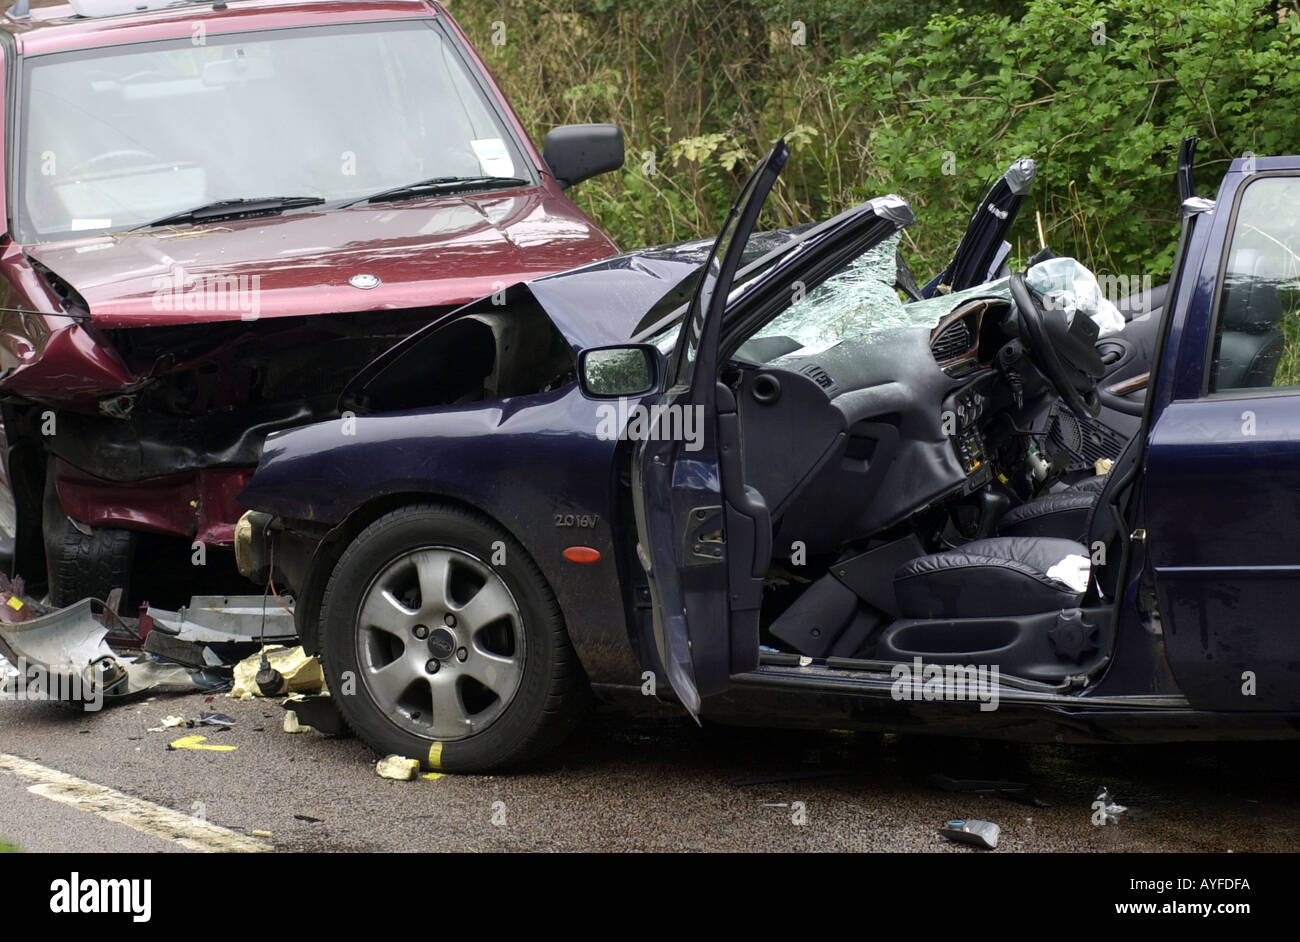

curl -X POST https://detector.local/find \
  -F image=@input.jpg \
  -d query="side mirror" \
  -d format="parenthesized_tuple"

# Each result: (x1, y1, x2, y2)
(578, 345, 658, 398)
(543, 124, 624, 189)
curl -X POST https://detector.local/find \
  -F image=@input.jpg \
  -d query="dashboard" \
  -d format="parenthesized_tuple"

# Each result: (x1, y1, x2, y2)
(927, 297, 1007, 376)
(942, 369, 1000, 492)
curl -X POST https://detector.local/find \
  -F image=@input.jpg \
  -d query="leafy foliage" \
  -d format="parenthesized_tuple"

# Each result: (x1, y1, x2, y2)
(449, 0, 1299, 281)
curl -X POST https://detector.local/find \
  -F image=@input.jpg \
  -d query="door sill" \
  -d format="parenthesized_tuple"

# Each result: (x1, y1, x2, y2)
(742, 654, 1188, 710)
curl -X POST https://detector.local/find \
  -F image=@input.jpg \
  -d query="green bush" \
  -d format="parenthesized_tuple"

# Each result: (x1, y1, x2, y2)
(836, 0, 1300, 279)
(449, 0, 1300, 281)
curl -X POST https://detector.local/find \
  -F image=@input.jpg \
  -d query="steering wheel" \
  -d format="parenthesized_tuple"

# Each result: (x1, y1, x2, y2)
(1008, 270, 1101, 419)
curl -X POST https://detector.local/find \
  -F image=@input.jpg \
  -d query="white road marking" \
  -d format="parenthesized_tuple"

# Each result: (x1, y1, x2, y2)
(0, 753, 270, 853)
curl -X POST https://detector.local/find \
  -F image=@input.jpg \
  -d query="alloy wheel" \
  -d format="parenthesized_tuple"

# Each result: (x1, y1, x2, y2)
(354, 547, 525, 741)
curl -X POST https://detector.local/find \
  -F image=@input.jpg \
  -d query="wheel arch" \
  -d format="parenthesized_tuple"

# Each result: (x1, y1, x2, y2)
(292, 489, 547, 656)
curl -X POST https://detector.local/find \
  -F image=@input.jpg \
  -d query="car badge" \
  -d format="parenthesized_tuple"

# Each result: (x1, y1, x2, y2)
(350, 274, 381, 290)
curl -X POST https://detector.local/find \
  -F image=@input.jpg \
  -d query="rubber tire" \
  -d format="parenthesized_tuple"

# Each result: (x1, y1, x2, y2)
(45, 517, 136, 611)
(318, 504, 589, 773)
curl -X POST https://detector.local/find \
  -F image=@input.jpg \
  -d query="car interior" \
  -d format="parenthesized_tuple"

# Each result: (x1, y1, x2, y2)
(718, 238, 1154, 687)
(716, 181, 1300, 689)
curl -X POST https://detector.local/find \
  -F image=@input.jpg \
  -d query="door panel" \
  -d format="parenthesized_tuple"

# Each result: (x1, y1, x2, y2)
(631, 142, 788, 714)
(1146, 395, 1300, 709)
(1145, 168, 1300, 710)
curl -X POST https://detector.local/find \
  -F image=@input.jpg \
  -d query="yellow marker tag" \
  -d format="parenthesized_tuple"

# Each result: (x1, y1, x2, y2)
(6, 596, 23, 611)
(169, 735, 236, 752)
(422, 773, 444, 781)
(428, 741, 443, 770)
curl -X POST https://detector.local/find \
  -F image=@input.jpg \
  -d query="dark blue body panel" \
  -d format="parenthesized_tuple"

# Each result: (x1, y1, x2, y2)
(245, 385, 646, 683)
(1144, 155, 1300, 710)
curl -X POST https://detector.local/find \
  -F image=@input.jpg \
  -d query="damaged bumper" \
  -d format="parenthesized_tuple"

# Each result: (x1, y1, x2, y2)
(0, 581, 297, 709)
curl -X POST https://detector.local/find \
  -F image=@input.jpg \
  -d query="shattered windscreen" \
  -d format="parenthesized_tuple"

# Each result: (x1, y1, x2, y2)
(746, 232, 1012, 362)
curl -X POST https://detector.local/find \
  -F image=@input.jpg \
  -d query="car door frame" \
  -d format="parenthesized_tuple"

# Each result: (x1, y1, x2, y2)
(1143, 154, 1300, 711)
(630, 141, 789, 717)
(631, 142, 919, 715)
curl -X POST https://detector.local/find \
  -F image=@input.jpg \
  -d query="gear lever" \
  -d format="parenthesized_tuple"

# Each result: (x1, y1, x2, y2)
(974, 489, 1011, 539)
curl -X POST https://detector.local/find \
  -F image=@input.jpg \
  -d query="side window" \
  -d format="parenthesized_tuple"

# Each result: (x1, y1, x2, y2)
(1209, 175, 1300, 393)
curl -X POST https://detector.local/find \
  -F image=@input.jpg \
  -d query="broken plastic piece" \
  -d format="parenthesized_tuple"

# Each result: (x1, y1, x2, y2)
(167, 735, 235, 753)
(142, 631, 226, 669)
(1095, 785, 1128, 825)
(0, 598, 229, 705)
(194, 711, 236, 728)
(938, 818, 1000, 850)
(376, 755, 420, 780)
(145, 595, 297, 645)
(280, 694, 345, 736)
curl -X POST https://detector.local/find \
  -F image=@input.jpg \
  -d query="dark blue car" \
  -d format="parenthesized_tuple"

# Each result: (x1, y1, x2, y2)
(237, 139, 1300, 771)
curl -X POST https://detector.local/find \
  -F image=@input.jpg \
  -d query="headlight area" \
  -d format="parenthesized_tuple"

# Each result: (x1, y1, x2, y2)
(234, 510, 275, 584)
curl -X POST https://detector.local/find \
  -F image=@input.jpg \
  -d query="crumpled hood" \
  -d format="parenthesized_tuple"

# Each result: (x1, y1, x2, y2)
(476, 226, 811, 350)
(335, 228, 809, 409)
(25, 188, 617, 329)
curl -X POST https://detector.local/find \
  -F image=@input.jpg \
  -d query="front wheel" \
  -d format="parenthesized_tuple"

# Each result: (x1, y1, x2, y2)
(318, 504, 588, 772)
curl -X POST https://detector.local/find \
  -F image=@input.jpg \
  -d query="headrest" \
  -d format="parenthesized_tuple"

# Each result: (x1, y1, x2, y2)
(1220, 251, 1285, 331)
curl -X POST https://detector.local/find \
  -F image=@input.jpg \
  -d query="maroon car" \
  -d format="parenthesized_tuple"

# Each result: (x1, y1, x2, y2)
(0, 0, 622, 609)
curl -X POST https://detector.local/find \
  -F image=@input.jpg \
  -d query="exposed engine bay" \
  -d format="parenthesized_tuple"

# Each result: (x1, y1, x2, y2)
(1, 306, 448, 608)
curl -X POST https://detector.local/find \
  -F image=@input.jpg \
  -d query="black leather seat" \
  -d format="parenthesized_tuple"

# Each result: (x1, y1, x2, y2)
(893, 434, 1141, 620)
(1213, 250, 1285, 390)
(997, 474, 1106, 541)
(894, 536, 1089, 618)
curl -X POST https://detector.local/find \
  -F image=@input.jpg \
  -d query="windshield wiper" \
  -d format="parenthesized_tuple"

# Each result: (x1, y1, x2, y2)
(345, 175, 530, 207)
(135, 196, 325, 230)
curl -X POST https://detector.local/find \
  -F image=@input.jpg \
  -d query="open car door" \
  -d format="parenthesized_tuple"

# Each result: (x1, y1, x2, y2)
(630, 141, 788, 717)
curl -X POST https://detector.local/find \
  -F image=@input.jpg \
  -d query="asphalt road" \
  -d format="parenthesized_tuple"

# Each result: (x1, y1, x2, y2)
(0, 687, 1296, 853)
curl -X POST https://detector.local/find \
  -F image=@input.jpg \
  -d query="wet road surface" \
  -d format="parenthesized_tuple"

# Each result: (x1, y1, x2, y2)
(0, 690, 1295, 852)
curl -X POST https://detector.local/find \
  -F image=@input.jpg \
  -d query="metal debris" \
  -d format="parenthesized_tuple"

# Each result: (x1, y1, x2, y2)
(0, 598, 229, 706)
(938, 818, 1000, 850)
(1095, 785, 1128, 825)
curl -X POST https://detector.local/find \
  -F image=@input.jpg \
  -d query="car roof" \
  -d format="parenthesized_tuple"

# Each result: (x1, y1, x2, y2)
(1, 0, 439, 55)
